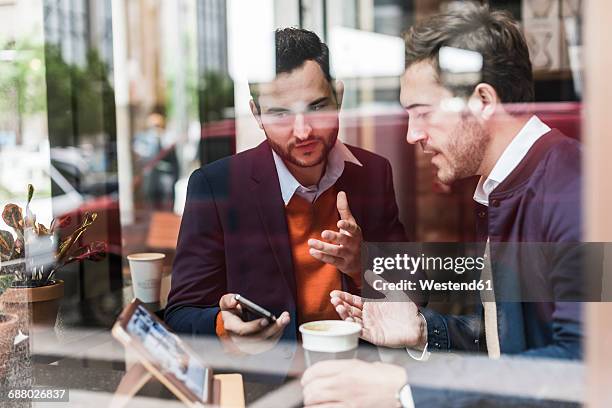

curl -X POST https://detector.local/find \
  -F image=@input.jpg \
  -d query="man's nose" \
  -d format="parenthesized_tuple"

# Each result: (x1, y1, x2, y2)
(293, 113, 312, 140)
(406, 123, 427, 145)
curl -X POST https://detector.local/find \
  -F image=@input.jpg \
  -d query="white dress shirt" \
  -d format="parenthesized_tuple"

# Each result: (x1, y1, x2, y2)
(272, 139, 362, 206)
(473, 115, 551, 206)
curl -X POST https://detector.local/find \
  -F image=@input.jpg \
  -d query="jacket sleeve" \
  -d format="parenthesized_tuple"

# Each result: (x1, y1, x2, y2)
(165, 168, 227, 336)
(420, 307, 483, 353)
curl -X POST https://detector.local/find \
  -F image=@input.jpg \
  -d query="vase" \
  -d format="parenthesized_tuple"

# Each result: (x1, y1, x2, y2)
(0, 312, 18, 377)
(0, 280, 64, 333)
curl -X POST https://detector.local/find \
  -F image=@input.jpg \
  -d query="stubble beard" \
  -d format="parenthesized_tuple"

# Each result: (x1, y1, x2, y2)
(438, 118, 489, 185)
(267, 133, 337, 168)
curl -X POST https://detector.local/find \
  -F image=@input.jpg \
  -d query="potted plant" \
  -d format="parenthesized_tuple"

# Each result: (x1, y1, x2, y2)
(0, 184, 106, 329)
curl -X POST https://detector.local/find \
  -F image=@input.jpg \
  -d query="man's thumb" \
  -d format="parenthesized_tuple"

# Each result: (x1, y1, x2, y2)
(337, 191, 353, 221)
(219, 293, 237, 310)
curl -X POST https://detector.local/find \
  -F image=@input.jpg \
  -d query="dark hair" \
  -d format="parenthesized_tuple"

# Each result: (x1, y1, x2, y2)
(275, 27, 331, 81)
(250, 28, 332, 110)
(404, 2, 534, 103)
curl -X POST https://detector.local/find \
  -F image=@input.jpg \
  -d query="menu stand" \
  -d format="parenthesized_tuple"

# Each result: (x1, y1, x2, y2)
(110, 362, 245, 408)
(110, 362, 153, 408)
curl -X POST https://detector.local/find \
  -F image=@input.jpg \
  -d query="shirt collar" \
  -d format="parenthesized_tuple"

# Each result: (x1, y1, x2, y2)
(273, 139, 362, 205)
(474, 115, 551, 206)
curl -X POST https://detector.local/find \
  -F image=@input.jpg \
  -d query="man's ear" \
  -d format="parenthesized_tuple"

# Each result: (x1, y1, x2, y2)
(249, 99, 264, 130)
(334, 80, 345, 109)
(468, 83, 499, 121)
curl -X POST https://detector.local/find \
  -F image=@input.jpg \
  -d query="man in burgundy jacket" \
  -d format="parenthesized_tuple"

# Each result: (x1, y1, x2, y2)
(165, 28, 409, 356)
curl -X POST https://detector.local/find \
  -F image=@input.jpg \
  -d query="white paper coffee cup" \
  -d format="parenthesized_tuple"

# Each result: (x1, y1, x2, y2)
(299, 320, 361, 353)
(127, 253, 165, 303)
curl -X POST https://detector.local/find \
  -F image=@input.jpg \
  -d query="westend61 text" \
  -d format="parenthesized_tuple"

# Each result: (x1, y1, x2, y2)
(373, 279, 493, 292)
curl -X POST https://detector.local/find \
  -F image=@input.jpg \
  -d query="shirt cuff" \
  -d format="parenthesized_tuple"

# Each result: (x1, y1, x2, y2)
(215, 311, 228, 338)
(405, 312, 431, 361)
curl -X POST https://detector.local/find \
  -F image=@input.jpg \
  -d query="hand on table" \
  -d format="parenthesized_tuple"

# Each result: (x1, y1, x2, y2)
(330, 271, 427, 349)
(218, 293, 290, 355)
(308, 191, 363, 283)
(302, 359, 407, 408)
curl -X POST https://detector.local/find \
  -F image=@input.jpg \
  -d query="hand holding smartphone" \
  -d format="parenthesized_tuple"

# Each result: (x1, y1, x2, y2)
(218, 293, 291, 354)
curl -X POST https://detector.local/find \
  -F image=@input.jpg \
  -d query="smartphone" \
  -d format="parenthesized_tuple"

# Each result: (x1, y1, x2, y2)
(234, 294, 277, 323)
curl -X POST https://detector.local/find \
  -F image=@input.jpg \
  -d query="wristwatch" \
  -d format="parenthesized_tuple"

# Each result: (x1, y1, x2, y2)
(396, 383, 415, 408)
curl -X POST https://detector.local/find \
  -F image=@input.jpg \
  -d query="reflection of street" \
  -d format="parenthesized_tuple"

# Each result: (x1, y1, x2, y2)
(126, 305, 207, 398)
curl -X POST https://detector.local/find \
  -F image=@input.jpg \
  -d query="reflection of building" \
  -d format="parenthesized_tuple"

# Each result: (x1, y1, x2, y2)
(0, 1, 18, 40)
(43, 0, 114, 72)
(44, 0, 89, 67)
(197, 0, 228, 74)
(125, 0, 163, 116)
(0, 0, 48, 146)
(0, 0, 41, 41)
(43, 0, 123, 297)
(88, 0, 115, 70)
(373, 0, 413, 36)
(196, 0, 235, 166)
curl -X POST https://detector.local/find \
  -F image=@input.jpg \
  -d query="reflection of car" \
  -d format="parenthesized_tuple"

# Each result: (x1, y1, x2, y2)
(50, 147, 119, 207)
(47, 148, 121, 256)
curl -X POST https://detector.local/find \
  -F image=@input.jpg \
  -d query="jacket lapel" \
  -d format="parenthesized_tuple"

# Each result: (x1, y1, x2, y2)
(249, 142, 297, 303)
(336, 162, 366, 229)
(335, 162, 365, 294)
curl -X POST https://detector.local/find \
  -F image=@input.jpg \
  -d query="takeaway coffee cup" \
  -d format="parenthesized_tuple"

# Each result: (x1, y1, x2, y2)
(127, 253, 165, 303)
(299, 320, 362, 366)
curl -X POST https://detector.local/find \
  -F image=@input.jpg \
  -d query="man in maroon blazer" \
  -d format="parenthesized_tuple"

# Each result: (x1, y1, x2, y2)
(165, 28, 407, 355)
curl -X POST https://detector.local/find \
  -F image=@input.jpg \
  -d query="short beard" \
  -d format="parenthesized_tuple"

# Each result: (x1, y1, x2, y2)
(440, 117, 489, 184)
(267, 133, 337, 168)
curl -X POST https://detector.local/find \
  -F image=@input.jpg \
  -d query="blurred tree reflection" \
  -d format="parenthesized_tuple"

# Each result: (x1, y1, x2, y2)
(199, 71, 234, 123)
(0, 40, 116, 148)
(197, 71, 235, 166)
(45, 44, 116, 147)
(0, 40, 46, 144)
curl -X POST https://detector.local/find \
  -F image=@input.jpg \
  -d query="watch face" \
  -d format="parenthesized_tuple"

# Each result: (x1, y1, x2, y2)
(398, 384, 413, 408)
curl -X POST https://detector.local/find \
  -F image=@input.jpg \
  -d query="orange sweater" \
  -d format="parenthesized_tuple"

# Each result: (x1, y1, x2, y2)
(286, 187, 341, 325)
(216, 187, 341, 337)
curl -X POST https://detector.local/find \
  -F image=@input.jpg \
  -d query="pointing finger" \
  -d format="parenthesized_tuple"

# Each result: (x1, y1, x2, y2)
(336, 191, 355, 222)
